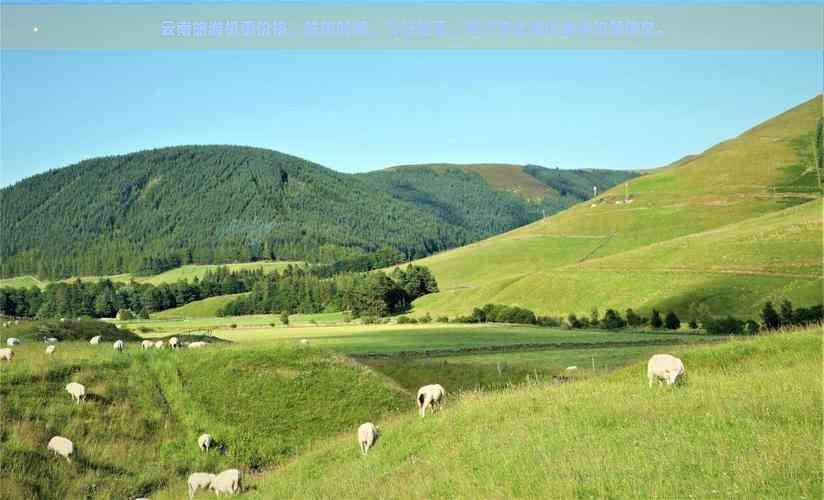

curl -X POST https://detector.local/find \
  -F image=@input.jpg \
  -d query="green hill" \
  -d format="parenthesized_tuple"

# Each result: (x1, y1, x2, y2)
(0, 336, 407, 499)
(407, 96, 823, 319)
(1, 147, 633, 281)
(240, 326, 823, 499)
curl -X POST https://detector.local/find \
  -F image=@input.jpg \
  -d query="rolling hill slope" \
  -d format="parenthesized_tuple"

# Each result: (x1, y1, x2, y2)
(237, 327, 822, 499)
(1, 147, 632, 281)
(407, 96, 823, 319)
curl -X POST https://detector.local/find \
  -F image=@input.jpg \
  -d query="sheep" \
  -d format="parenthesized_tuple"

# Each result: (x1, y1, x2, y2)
(141, 340, 154, 350)
(188, 341, 208, 349)
(6, 338, 20, 346)
(45, 345, 56, 355)
(647, 354, 686, 387)
(566, 366, 578, 371)
(169, 337, 180, 349)
(417, 384, 445, 417)
(0, 348, 13, 362)
(299, 339, 308, 345)
(188, 472, 215, 499)
(65, 382, 86, 403)
(89, 335, 101, 345)
(357, 422, 378, 455)
(209, 469, 241, 495)
(154, 340, 165, 349)
(197, 433, 212, 453)
(47, 436, 74, 462)
(113, 340, 124, 352)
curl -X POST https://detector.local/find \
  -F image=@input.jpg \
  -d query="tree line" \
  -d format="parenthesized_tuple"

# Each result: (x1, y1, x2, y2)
(219, 264, 439, 318)
(428, 300, 823, 334)
(0, 267, 261, 319)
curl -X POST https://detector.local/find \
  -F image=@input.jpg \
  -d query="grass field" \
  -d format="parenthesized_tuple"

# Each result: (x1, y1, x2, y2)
(240, 325, 822, 499)
(406, 97, 823, 319)
(0, 337, 407, 499)
(151, 293, 251, 319)
(0, 261, 303, 289)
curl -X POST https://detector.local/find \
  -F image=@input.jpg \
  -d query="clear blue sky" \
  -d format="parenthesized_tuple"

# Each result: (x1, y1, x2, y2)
(1, 49, 820, 186)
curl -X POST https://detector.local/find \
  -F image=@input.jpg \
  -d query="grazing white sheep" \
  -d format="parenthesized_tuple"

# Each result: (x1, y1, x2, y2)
(417, 384, 445, 417)
(566, 366, 578, 371)
(187, 472, 215, 499)
(141, 340, 154, 350)
(647, 354, 686, 387)
(47, 436, 74, 462)
(188, 341, 208, 349)
(197, 433, 212, 453)
(169, 337, 180, 349)
(45, 345, 56, 355)
(65, 382, 86, 403)
(0, 348, 13, 362)
(6, 338, 20, 346)
(357, 422, 378, 455)
(209, 469, 241, 495)
(113, 340, 124, 352)
(299, 339, 308, 345)
(154, 340, 165, 349)
(89, 335, 101, 345)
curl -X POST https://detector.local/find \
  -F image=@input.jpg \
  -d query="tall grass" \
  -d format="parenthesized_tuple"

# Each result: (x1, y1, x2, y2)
(246, 326, 823, 499)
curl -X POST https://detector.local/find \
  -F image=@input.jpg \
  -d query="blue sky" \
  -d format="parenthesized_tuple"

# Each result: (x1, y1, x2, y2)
(1, 49, 820, 186)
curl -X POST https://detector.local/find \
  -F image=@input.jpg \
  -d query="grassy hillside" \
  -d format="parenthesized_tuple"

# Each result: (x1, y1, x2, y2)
(408, 96, 823, 319)
(243, 326, 822, 499)
(0, 339, 407, 499)
(0, 261, 302, 289)
(151, 293, 251, 319)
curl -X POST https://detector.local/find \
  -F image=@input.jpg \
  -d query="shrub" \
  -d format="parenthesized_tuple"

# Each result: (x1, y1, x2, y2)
(229, 323, 238, 329)
(396, 316, 414, 324)
(650, 309, 663, 329)
(280, 311, 290, 327)
(664, 311, 681, 330)
(536, 316, 561, 327)
(116, 309, 135, 321)
(419, 313, 432, 324)
(761, 302, 781, 330)
(625, 308, 642, 328)
(688, 319, 698, 330)
(436, 316, 449, 323)
(705, 316, 744, 335)
(601, 309, 627, 330)
(745, 320, 760, 335)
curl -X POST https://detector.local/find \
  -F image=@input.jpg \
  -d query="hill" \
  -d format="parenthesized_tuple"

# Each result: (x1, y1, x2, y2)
(369, 163, 637, 210)
(239, 326, 823, 499)
(1, 147, 633, 281)
(0, 333, 408, 499)
(406, 96, 823, 319)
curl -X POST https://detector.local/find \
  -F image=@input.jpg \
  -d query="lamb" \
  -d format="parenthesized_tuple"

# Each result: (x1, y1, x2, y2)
(169, 337, 180, 349)
(154, 340, 165, 349)
(188, 472, 216, 499)
(45, 345, 56, 355)
(65, 382, 86, 403)
(113, 340, 124, 352)
(6, 338, 20, 346)
(0, 348, 13, 361)
(188, 342, 208, 349)
(647, 354, 686, 387)
(417, 384, 445, 417)
(141, 340, 154, 349)
(89, 335, 101, 345)
(209, 469, 241, 495)
(357, 422, 378, 455)
(47, 436, 74, 462)
(197, 433, 212, 453)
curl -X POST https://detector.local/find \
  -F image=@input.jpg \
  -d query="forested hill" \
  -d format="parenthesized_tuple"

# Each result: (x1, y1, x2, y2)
(1, 145, 634, 280)
(366, 163, 638, 215)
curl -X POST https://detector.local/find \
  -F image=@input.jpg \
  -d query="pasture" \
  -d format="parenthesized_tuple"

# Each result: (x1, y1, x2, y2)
(244, 326, 823, 499)
(0, 261, 303, 289)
